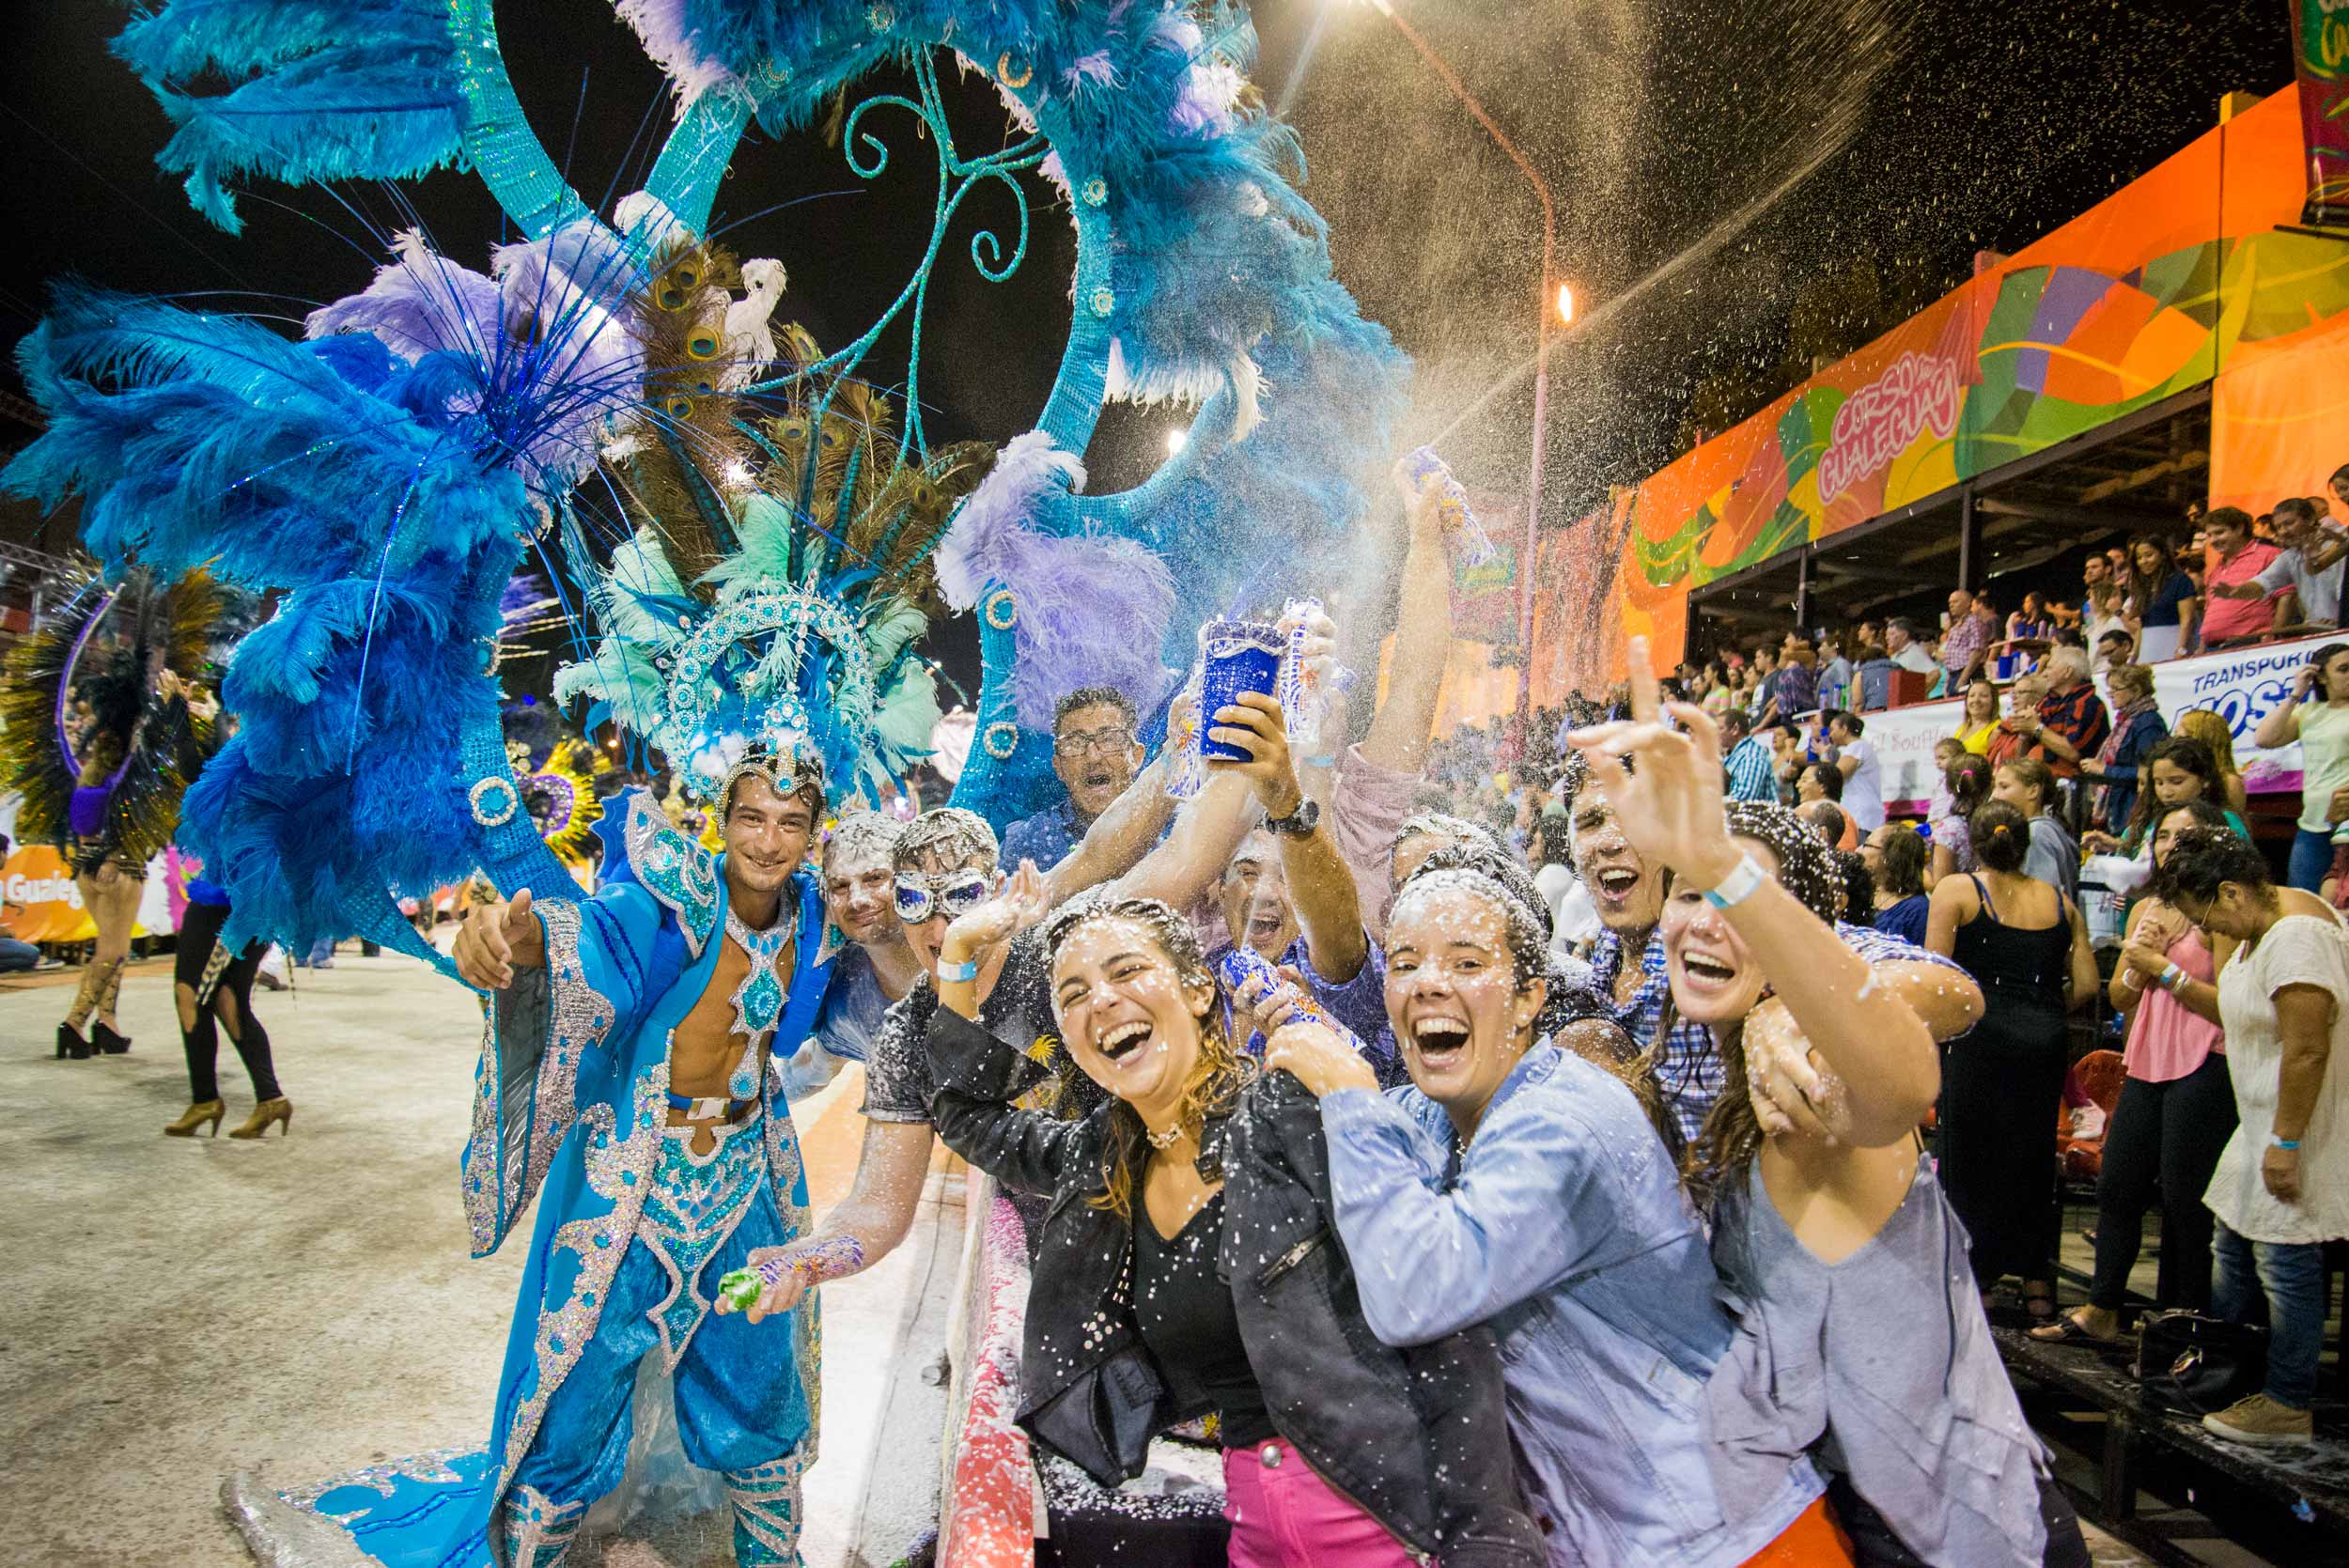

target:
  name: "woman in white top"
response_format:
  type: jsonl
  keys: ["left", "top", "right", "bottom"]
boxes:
{"left": 2154, "top": 828, "right": 2349, "bottom": 1447}
{"left": 2251, "top": 642, "right": 2349, "bottom": 893}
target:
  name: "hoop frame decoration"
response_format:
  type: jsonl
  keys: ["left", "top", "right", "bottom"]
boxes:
{"left": 983, "top": 589, "right": 1019, "bottom": 629}
{"left": 981, "top": 721, "right": 1021, "bottom": 760}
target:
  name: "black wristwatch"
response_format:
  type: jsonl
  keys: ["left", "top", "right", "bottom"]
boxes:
{"left": 1265, "top": 798, "right": 1321, "bottom": 837}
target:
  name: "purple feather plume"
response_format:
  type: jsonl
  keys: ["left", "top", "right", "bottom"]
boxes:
{"left": 939, "top": 432, "right": 1176, "bottom": 729}
{"left": 306, "top": 225, "right": 643, "bottom": 487}
{"left": 305, "top": 231, "right": 503, "bottom": 364}
{"left": 616, "top": 0, "right": 740, "bottom": 106}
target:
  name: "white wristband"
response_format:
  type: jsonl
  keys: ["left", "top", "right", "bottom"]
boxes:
{"left": 1700, "top": 854, "right": 1769, "bottom": 910}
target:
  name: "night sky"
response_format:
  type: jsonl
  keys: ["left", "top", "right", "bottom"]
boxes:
{"left": 0, "top": 0, "right": 2301, "bottom": 691}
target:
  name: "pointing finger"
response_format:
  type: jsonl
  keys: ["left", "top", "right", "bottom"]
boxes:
{"left": 1626, "top": 636, "right": 1661, "bottom": 726}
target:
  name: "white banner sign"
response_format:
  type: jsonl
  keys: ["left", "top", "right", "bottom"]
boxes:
{"left": 1866, "top": 631, "right": 2340, "bottom": 811}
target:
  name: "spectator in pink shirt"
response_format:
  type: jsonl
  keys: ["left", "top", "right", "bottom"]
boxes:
{"left": 2196, "top": 507, "right": 2284, "bottom": 648}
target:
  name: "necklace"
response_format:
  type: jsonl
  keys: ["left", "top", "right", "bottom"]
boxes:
{"left": 722, "top": 907, "right": 791, "bottom": 1099}
{"left": 1144, "top": 1120, "right": 1185, "bottom": 1151}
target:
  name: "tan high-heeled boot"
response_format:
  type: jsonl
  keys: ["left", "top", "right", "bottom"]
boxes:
{"left": 165, "top": 1100, "right": 226, "bottom": 1137}
{"left": 228, "top": 1097, "right": 294, "bottom": 1139}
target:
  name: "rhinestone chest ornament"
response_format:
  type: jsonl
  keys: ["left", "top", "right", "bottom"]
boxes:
{"left": 723, "top": 908, "right": 791, "bottom": 1098}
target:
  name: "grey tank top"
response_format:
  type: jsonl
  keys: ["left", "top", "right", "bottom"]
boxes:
{"left": 1706, "top": 1154, "right": 2049, "bottom": 1568}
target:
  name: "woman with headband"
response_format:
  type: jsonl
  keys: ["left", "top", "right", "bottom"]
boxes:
{"left": 1268, "top": 858, "right": 1834, "bottom": 1563}
{"left": 924, "top": 871, "right": 1546, "bottom": 1568}
{"left": 1561, "top": 643, "right": 2086, "bottom": 1566}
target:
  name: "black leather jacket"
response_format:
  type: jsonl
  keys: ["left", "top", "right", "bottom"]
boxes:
{"left": 927, "top": 1006, "right": 1546, "bottom": 1568}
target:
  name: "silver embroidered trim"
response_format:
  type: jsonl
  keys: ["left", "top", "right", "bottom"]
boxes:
{"left": 277, "top": 1448, "right": 470, "bottom": 1521}
{"left": 500, "top": 1063, "right": 672, "bottom": 1483}
{"left": 462, "top": 900, "right": 616, "bottom": 1258}
{"left": 723, "top": 903, "right": 793, "bottom": 1052}
{"left": 221, "top": 1471, "right": 380, "bottom": 1568}
{"left": 519, "top": 901, "right": 613, "bottom": 1226}
{"left": 496, "top": 1482, "right": 585, "bottom": 1568}
{"left": 640, "top": 1114, "right": 767, "bottom": 1371}
{"left": 724, "top": 1451, "right": 808, "bottom": 1565}
{"left": 463, "top": 1017, "right": 505, "bottom": 1255}
{"left": 625, "top": 793, "right": 720, "bottom": 958}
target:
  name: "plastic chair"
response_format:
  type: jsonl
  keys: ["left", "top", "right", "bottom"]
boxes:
{"left": 2056, "top": 1048, "right": 2128, "bottom": 1181}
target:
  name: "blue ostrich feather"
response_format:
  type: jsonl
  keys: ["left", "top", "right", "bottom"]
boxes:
{"left": 114, "top": 0, "right": 465, "bottom": 235}
{"left": 3, "top": 287, "right": 533, "bottom": 954}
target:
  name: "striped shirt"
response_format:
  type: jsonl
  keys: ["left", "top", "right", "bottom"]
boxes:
{"left": 1723, "top": 737, "right": 1781, "bottom": 802}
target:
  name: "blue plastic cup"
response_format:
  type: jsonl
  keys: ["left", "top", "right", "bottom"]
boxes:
{"left": 1199, "top": 618, "right": 1283, "bottom": 762}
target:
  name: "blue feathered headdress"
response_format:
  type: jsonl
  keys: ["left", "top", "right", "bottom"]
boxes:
{"left": 10, "top": 0, "right": 1410, "bottom": 968}
{"left": 555, "top": 238, "right": 988, "bottom": 806}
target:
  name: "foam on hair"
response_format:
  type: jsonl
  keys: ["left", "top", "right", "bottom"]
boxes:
{"left": 1392, "top": 811, "right": 1505, "bottom": 861}
{"left": 892, "top": 806, "right": 999, "bottom": 873}
{"left": 1389, "top": 865, "right": 1549, "bottom": 986}
{"left": 825, "top": 809, "right": 906, "bottom": 869}
{"left": 1041, "top": 891, "right": 1211, "bottom": 984}
{"left": 1722, "top": 800, "right": 1843, "bottom": 924}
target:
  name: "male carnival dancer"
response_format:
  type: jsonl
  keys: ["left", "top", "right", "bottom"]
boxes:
{"left": 441, "top": 745, "right": 842, "bottom": 1568}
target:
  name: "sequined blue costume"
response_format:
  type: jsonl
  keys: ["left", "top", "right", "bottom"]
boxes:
{"left": 257, "top": 796, "right": 832, "bottom": 1568}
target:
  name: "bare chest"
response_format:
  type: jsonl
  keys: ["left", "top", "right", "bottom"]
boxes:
{"left": 666, "top": 934, "right": 794, "bottom": 1099}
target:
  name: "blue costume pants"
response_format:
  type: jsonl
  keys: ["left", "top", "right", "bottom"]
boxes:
{"left": 503, "top": 1119, "right": 810, "bottom": 1566}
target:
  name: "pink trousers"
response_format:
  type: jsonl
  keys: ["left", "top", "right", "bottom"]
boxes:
{"left": 1221, "top": 1439, "right": 1422, "bottom": 1567}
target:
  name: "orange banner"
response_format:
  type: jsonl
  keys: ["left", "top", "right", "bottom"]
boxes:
{"left": 1517, "top": 88, "right": 2349, "bottom": 704}
{"left": 2, "top": 846, "right": 96, "bottom": 944}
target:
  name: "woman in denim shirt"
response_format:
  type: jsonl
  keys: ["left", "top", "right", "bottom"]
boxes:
{"left": 1565, "top": 642, "right": 2089, "bottom": 1568}
{"left": 1268, "top": 860, "right": 1834, "bottom": 1567}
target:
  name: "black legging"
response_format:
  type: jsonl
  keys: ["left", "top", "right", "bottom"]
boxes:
{"left": 2087, "top": 1053, "right": 2236, "bottom": 1312}
{"left": 177, "top": 900, "right": 279, "bottom": 1103}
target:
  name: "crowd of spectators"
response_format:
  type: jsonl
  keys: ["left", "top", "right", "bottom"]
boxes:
{"left": 1318, "top": 487, "right": 2349, "bottom": 1469}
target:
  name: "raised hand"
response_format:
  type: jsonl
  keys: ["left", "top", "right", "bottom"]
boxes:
{"left": 1236, "top": 965, "right": 1315, "bottom": 1036}
{"left": 1206, "top": 691, "right": 1302, "bottom": 816}
{"left": 1743, "top": 1000, "right": 1851, "bottom": 1143}
{"left": 722, "top": 1235, "right": 867, "bottom": 1324}
{"left": 1565, "top": 636, "right": 1741, "bottom": 888}
{"left": 942, "top": 859, "right": 1050, "bottom": 962}
{"left": 1264, "top": 1019, "right": 1377, "bottom": 1099}
{"left": 454, "top": 887, "right": 542, "bottom": 990}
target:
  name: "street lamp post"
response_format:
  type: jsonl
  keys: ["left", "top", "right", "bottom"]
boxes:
{"left": 1361, "top": 0, "right": 1562, "bottom": 740}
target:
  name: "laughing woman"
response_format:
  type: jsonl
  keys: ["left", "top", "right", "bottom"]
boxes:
{"left": 1269, "top": 856, "right": 1834, "bottom": 1566}
{"left": 1553, "top": 645, "right": 2087, "bottom": 1568}
{"left": 926, "top": 868, "right": 1546, "bottom": 1568}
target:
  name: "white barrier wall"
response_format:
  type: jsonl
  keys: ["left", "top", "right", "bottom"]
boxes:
{"left": 1866, "top": 631, "right": 2339, "bottom": 811}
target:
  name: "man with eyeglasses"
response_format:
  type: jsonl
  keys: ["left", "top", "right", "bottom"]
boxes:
{"left": 1001, "top": 687, "right": 1146, "bottom": 873}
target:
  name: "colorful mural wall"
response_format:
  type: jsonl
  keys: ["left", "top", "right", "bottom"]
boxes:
{"left": 1521, "top": 85, "right": 2349, "bottom": 705}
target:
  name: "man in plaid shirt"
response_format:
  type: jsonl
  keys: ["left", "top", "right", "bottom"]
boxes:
{"left": 1939, "top": 588, "right": 1992, "bottom": 685}
{"left": 1719, "top": 709, "right": 1781, "bottom": 803}
{"left": 1560, "top": 753, "right": 1984, "bottom": 1145}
